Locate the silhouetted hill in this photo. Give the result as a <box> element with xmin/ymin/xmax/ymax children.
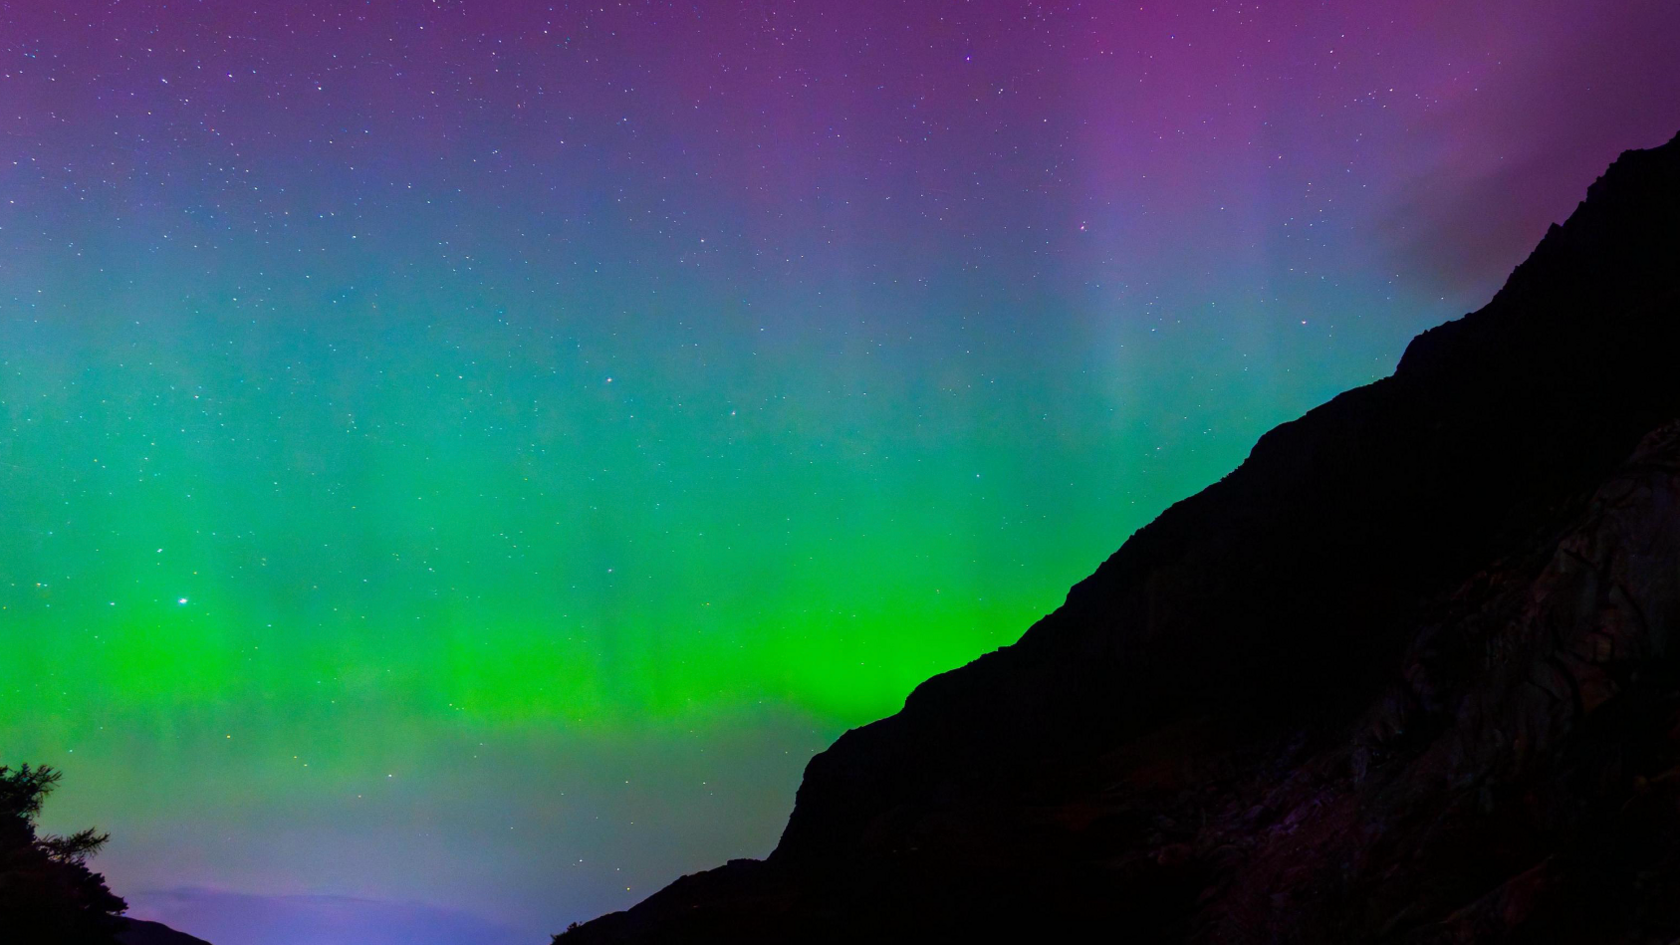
<box><xmin>0</xmin><ymin>763</ymin><xmax>213</xmax><ymax>945</ymax></box>
<box><xmin>115</xmin><ymin>918</ymin><xmax>213</xmax><ymax>945</ymax></box>
<box><xmin>555</xmin><ymin>130</ymin><xmax>1680</xmax><ymax>944</ymax></box>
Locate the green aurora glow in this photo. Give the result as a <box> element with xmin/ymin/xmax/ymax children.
<box><xmin>6</xmin><ymin>2</ymin><xmax>1678</xmax><ymax>940</ymax></box>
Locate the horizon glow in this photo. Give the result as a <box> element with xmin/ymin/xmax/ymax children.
<box><xmin>3</xmin><ymin>2</ymin><xmax>1679</xmax><ymax>942</ymax></box>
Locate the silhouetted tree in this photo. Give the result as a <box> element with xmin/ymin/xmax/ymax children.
<box><xmin>0</xmin><ymin>763</ymin><xmax>127</xmax><ymax>944</ymax></box>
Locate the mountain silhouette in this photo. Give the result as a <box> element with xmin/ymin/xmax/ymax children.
<box><xmin>114</xmin><ymin>918</ymin><xmax>213</xmax><ymax>945</ymax></box>
<box><xmin>554</xmin><ymin>131</ymin><xmax>1680</xmax><ymax>943</ymax></box>
<box><xmin>0</xmin><ymin>762</ymin><xmax>214</xmax><ymax>945</ymax></box>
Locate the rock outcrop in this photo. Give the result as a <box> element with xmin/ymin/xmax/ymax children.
<box><xmin>557</xmin><ymin>131</ymin><xmax>1680</xmax><ymax>944</ymax></box>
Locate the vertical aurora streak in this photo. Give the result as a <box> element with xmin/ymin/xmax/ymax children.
<box><xmin>3</xmin><ymin>2</ymin><xmax>1678</xmax><ymax>941</ymax></box>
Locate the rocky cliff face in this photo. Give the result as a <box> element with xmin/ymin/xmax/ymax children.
<box><xmin>557</xmin><ymin>131</ymin><xmax>1680</xmax><ymax>944</ymax></box>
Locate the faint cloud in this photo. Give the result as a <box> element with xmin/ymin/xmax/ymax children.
<box><xmin>1378</xmin><ymin>149</ymin><xmax>1574</xmax><ymax>298</ymax></box>
<box><xmin>1376</xmin><ymin>2</ymin><xmax>1680</xmax><ymax>299</ymax></box>
<box><xmin>128</xmin><ymin>887</ymin><xmax>530</xmax><ymax>945</ymax></box>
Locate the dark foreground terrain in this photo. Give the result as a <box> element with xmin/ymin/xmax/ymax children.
<box><xmin>1</xmin><ymin>763</ymin><xmax>210</xmax><ymax>945</ymax></box>
<box><xmin>559</xmin><ymin>132</ymin><xmax>1680</xmax><ymax>943</ymax></box>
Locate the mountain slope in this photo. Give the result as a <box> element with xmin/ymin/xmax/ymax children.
<box><xmin>556</xmin><ymin>131</ymin><xmax>1680</xmax><ymax>944</ymax></box>
<box><xmin>115</xmin><ymin>918</ymin><xmax>214</xmax><ymax>945</ymax></box>
<box><xmin>0</xmin><ymin>762</ymin><xmax>215</xmax><ymax>945</ymax></box>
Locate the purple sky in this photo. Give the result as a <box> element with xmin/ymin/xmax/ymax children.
<box><xmin>5</xmin><ymin>2</ymin><xmax>1679</xmax><ymax>942</ymax></box>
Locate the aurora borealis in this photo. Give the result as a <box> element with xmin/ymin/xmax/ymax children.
<box><xmin>4</xmin><ymin>2</ymin><xmax>1679</xmax><ymax>942</ymax></box>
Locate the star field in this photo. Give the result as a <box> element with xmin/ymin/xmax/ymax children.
<box><xmin>3</xmin><ymin>2</ymin><xmax>1679</xmax><ymax>942</ymax></box>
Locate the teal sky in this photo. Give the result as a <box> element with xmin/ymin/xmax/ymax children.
<box><xmin>4</xmin><ymin>1</ymin><xmax>1679</xmax><ymax>941</ymax></box>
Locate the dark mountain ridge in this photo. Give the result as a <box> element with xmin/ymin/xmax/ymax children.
<box><xmin>0</xmin><ymin>761</ymin><xmax>213</xmax><ymax>945</ymax></box>
<box><xmin>558</xmin><ymin>131</ymin><xmax>1680</xmax><ymax>943</ymax></box>
<box><xmin>115</xmin><ymin>918</ymin><xmax>213</xmax><ymax>945</ymax></box>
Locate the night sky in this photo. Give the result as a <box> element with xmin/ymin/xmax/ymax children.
<box><xmin>4</xmin><ymin>2</ymin><xmax>1679</xmax><ymax>942</ymax></box>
